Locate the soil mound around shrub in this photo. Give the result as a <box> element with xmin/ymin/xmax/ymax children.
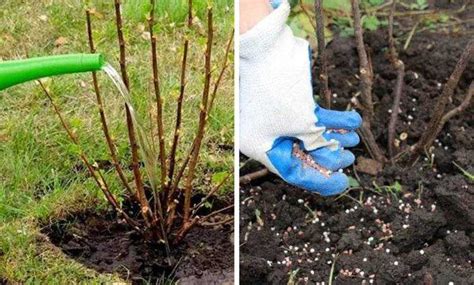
<box><xmin>43</xmin><ymin>201</ymin><xmax>234</xmax><ymax>284</ymax></box>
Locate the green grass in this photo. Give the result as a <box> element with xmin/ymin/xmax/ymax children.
<box><xmin>0</xmin><ymin>0</ymin><xmax>233</xmax><ymax>283</ymax></box>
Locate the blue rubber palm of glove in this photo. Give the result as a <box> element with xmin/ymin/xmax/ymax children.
<box><xmin>268</xmin><ymin>138</ymin><xmax>351</xmax><ymax>196</ymax></box>
<box><xmin>267</xmin><ymin>108</ymin><xmax>362</xmax><ymax>196</ymax></box>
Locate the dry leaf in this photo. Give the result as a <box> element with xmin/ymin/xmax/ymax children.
<box><xmin>54</xmin><ymin>37</ymin><xmax>68</xmax><ymax>47</ymax></box>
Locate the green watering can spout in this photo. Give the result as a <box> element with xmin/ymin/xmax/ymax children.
<box><xmin>0</xmin><ymin>53</ymin><xmax>105</xmax><ymax>91</ymax></box>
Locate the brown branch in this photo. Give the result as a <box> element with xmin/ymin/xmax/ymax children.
<box><xmin>299</xmin><ymin>0</ymin><xmax>317</xmax><ymax>30</ymax></box>
<box><xmin>125</xmin><ymin>107</ymin><xmax>154</xmax><ymax>228</ymax></box>
<box><xmin>200</xmin><ymin>216</ymin><xmax>233</xmax><ymax>227</ymax></box>
<box><xmin>113</xmin><ymin>0</ymin><xmax>130</xmax><ymax>89</ymax></box>
<box><xmin>207</xmin><ymin>30</ymin><xmax>234</xmax><ymax>114</ymax></box>
<box><xmin>439</xmin><ymin>81</ymin><xmax>473</xmax><ymax>126</ymax></box>
<box><xmin>351</xmin><ymin>0</ymin><xmax>386</xmax><ymax>163</ymax></box>
<box><xmin>417</xmin><ymin>81</ymin><xmax>473</xmax><ymax>155</ymax></box>
<box><xmin>171</xmin><ymin>141</ymin><xmax>196</xmax><ymax>195</ymax></box>
<box><xmin>148</xmin><ymin>0</ymin><xmax>167</xmax><ymax>194</ymax></box>
<box><xmin>168</xmin><ymin>0</ymin><xmax>194</xmax><ymax>192</ymax></box>
<box><xmin>112</xmin><ymin>0</ymin><xmax>148</xmax><ymax>211</ymax></box>
<box><xmin>314</xmin><ymin>0</ymin><xmax>331</xmax><ymax>109</ymax></box>
<box><xmin>170</xmin><ymin>29</ymin><xmax>233</xmax><ymax>212</ymax></box>
<box><xmin>351</xmin><ymin>0</ymin><xmax>374</xmax><ymax>118</ymax></box>
<box><xmin>412</xmin><ymin>39</ymin><xmax>474</xmax><ymax>155</ymax></box>
<box><xmin>192</xmin><ymin>172</ymin><xmax>231</xmax><ymax>215</ymax></box>
<box><xmin>239</xmin><ymin>168</ymin><xmax>269</xmax><ymax>185</ymax></box>
<box><xmin>38</xmin><ymin>81</ymin><xmax>140</xmax><ymax>232</ymax></box>
<box><xmin>86</xmin><ymin>10</ymin><xmax>135</xmax><ymax>198</ymax></box>
<box><xmin>386</xmin><ymin>0</ymin><xmax>406</xmax><ymax>162</ymax></box>
<box><xmin>199</xmin><ymin>204</ymin><xmax>234</xmax><ymax>222</ymax></box>
<box><xmin>183</xmin><ymin>8</ymin><xmax>214</xmax><ymax>224</ymax></box>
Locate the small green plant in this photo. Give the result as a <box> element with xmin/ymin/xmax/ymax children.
<box><xmin>362</xmin><ymin>15</ymin><xmax>387</xmax><ymax>31</ymax></box>
<box><xmin>406</xmin><ymin>0</ymin><xmax>429</xmax><ymax>11</ymax></box>
<box><xmin>373</xmin><ymin>181</ymin><xmax>403</xmax><ymax>199</ymax></box>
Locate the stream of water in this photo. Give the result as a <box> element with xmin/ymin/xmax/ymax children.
<box><xmin>102</xmin><ymin>63</ymin><xmax>160</xmax><ymax>191</ymax></box>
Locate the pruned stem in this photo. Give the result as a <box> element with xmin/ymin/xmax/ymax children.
<box><xmin>113</xmin><ymin>0</ymin><xmax>130</xmax><ymax>89</ymax></box>
<box><xmin>412</xmin><ymin>39</ymin><xmax>473</xmax><ymax>155</ymax></box>
<box><xmin>351</xmin><ymin>0</ymin><xmax>374</xmax><ymax>118</ymax></box>
<box><xmin>148</xmin><ymin>0</ymin><xmax>168</xmax><ymax>194</ymax></box>
<box><xmin>207</xmin><ymin>30</ymin><xmax>234</xmax><ymax>115</ymax></box>
<box><xmin>314</xmin><ymin>0</ymin><xmax>331</xmax><ymax>108</ymax></box>
<box><xmin>168</xmin><ymin>0</ymin><xmax>194</xmax><ymax>191</ymax></box>
<box><xmin>183</xmin><ymin>8</ymin><xmax>214</xmax><ymax>224</ymax></box>
<box><xmin>351</xmin><ymin>0</ymin><xmax>386</xmax><ymax>163</ymax></box>
<box><xmin>386</xmin><ymin>0</ymin><xmax>405</xmax><ymax>161</ymax></box>
<box><xmin>39</xmin><ymin>81</ymin><xmax>140</xmax><ymax>232</ymax></box>
<box><xmin>125</xmin><ymin>107</ymin><xmax>153</xmax><ymax>228</ymax></box>
<box><xmin>86</xmin><ymin>10</ymin><xmax>135</xmax><ymax>198</ymax></box>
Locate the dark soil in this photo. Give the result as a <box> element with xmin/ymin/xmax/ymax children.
<box><xmin>43</xmin><ymin>196</ymin><xmax>234</xmax><ymax>285</ymax></box>
<box><xmin>240</xmin><ymin>10</ymin><xmax>473</xmax><ymax>285</ymax></box>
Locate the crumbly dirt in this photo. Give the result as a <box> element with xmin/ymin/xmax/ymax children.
<box><xmin>43</xmin><ymin>198</ymin><xmax>234</xmax><ymax>285</ymax></box>
<box><xmin>240</xmin><ymin>14</ymin><xmax>473</xmax><ymax>285</ymax></box>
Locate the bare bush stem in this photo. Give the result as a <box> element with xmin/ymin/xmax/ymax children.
<box><xmin>314</xmin><ymin>0</ymin><xmax>331</xmax><ymax>108</ymax></box>
<box><xmin>113</xmin><ymin>0</ymin><xmax>130</xmax><ymax>89</ymax></box>
<box><xmin>207</xmin><ymin>30</ymin><xmax>234</xmax><ymax>115</ymax></box>
<box><xmin>86</xmin><ymin>10</ymin><xmax>135</xmax><ymax>198</ymax></box>
<box><xmin>39</xmin><ymin>82</ymin><xmax>140</xmax><ymax>232</ymax></box>
<box><xmin>413</xmin><ymin>39</ymin><xmax>473</xmax><ymax>155</ymax></box>
<box><xmin>387</xmin><ymin>0</ymin><xmax>406</xmax><ymax>161</ymax></box>
<box><xmin>183</xmin><ymin>8</ymin><xmax>214</xmax><ymax>224</ymax></box>
<box><xmin>148</xmin><ymin>0</ymin><xmax>168</xmax><ymax>194</ymax></box>
<box><xmin>125</xmin><ymin>107</ymin><xmax>153</xmax><ymax>228</ymax></box>
<box><xmin>351</xmin><ymin>0</ymin><xmax>386</xmax><ymax>163</ymax></box>
<box><xmin>168</xmin><ymin>0</ymin><xmax>194</xmax><ymax>191</ymax></box>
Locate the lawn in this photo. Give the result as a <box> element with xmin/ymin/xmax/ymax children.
<box><xmin>0</xmin><ymin>0</ymin><xmax>234</xmax><ymax>283</ymax></box>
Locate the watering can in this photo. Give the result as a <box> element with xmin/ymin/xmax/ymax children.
<box><xmin>0</xmin><ymin>54</ymin><xmax>104</xmax><ymax>91</ymax></box>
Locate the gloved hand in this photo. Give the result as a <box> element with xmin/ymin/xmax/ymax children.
<box><xmin>240</xmin><ymin>0</ymin><xmax>362</xmax><ymax>196</ymax></box>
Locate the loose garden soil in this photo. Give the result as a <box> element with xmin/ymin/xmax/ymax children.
<box><xmin>43</xmin><ymin>194</ymin><xmax>234</xmax><ymax>284</ymax></box>
<box><xmin>240</xmin><ymin>7</ymin><xmax>473</xmax><ymax>284</ymax></box>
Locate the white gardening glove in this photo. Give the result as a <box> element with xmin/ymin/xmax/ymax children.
<box><xmin>240</xmin><ymin>0</ymin><xmax>362</xmax><ymax>195</ymax></box>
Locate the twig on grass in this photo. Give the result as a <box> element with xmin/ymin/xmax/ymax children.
<box><xmin>387</xmin><ymin>0</ymin><xmax>406</xmax><ymax>162</ymax></box>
